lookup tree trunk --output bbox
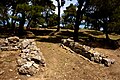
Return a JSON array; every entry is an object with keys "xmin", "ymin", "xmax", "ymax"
[
  {"xmin": 46, "ymin": 10, "xmax": 49, "ymax": 28},
  {"xmin": 7, "ymin": 19, "xmax": 10, "ymax": 28},
  {"xmin": 103, "ymin": 23, "xmax": 109, "ymax": 40},
  {"xmin": 56, "ymin": 0, "xmax": 61, "ymax": 32},
  {"xmin": 26, "ymin": 18, "xmax": 32, "ymax": 29},
  {"xmin": 2, "ymin": 20, "xmax": 5, "ymax": 27},
  {"xmin": 11, "ymin": 10, "xmax": 16, "ymax": 31},
  {"xmin": 73, "ymin": 0, "xmax": 84, "ymax": 42},
  {"xmin": 19, "ymin": 12, "xmax": 25, "ymax": 36}
]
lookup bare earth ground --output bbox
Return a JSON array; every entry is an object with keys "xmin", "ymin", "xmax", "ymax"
[{"xmin": 0, "ymin": 40, "xmax": 120, "ymax": 80}]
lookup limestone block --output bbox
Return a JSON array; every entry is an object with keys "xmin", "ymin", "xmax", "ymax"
[{"xmin": 16, "ymin": 58, "xmax": 27, "ymax": 67}]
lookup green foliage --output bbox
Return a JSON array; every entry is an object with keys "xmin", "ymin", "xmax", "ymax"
[
  {"xmin": 85, "ymin": 0, "xmax": 120, "ymax": 31},
  {"xmin": 65, "ymin": 24, "xmax": 74, "ymax": 29},
  {"xmin": 62, "ymin": 3, "xmax": 77, "ymax": 28},
  {"xmin": 48, "ymin": 13, "xmax": 58, "ymax": 27}
]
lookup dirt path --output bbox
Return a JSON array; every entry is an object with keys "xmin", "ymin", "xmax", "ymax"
[
  {"xmin": 28, "ymin": 42, "xmax": 120, "ymax": 80},
  {"xmin": 0, "ymin": 41, "xmax": 120, "ymax": 80}
]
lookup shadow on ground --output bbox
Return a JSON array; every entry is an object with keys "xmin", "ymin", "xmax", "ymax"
[
  {"xmin": 33, "ymin": 29, "xmax": 120, "ymax": 50},
  {"xmin": 0, "ymin": 28, "xmax": 119, "ymax": 49}
]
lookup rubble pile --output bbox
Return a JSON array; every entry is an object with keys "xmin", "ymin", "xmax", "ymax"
[
  {"xmin": 0, "ymin": 36, "xmax": 20, "ymax": 51},
  {"xmin": 61, "ymin": 38, "xmax": 115, "ymax": 67},
  {"xmin": 17, "ymin": 39, "xmax": 46, "ymax": 76},
  {"xmin": 0, "ymin": 36, "xmax": 46, "ymax": 76}
]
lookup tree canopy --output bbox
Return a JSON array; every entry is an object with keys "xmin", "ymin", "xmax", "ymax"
[{"xmin": 0, "ymin": 0, "xmax": 120, "ymax": 41}]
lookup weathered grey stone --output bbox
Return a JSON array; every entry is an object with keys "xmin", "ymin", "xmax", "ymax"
[
  {"xmin": 88, "ymin": 48, "xmax": 95, "ymax": 54},
  {"xmin": 18, "ymin": 66, "xmax": 29, "ymax": 75},
  {"xmin": 10, "ymin": 46, "xmax": 19, "ymax": 51},
  {"xmin": 0, "ymin": 39, "xmax": 9, "ymax": 46},
  {"xmin": 69, "ymin": 42, "xmax": 75, "ymax": 48},
  {"xmin": 31, "ymin": 55, "xmax": 41, "ymax": 62},
  {"xmin": 66, "ymin": 38, "xmax": 74, "ymax": 42},
  {"xmin": 102, "ymin": 58, "xmax": 115, "ymax": 67},
  {"xmin": 92, "ymin": 52, "xmax": 104, "ymax": 63},
  {"xmin": 28, "ymin": 66, "xmax": 38, "ymax": 75},
  {"xmin": 61, "ymin": 39, "xmax": 67, "ymax": 44},
  {"xmin": 20, "ymin": 39, "xmax": 31, "ymax": 49},
  {"xmin": 24, "ymin": 62, "xmax": 33, "ymax": 68},
  {"xmin": 74, "ymin": 42, "xmax": 84, "ymax": 50},
  {"xmin": 21, "ymin": 49, "xmax": 30, "ymax": 53},
  {"xmin": 1, "ymin": 46, "xmax": 18, "ymax": 51},
  {"xmin": 39, "ymin": 58, "xmax": 46, "ymax": 66},
  {"xmin": 18, "ymin": 63, "xmax": 37, "ymax": 75},
  {"xmin": 30, "ymin": 50, "xmax": 38, "ymax": 55},
  {"xmin": 62, "ymin": 38, "xmax": 74, "ymax": 46},
  {"xmin": 33, "ymin": 63, "xmax": 39, "ymax": 69},
  {"xmin": 16, "ymin": 58, "xmax": 27, "ymax": 66},
  {"xmin": 83, "ymin": 45, "xmax": 91, "ymax": 51},
  {"xmin": 8, "ymin": 36, "xmax": 19, "ymax": 43},
  {"xmin": 0, "ymin": 46, "xmax": 9, "ymax": 51}
]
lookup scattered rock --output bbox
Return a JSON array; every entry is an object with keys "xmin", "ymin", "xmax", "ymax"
[
  {"xmin": 15, "ymin": 76, "xmax": 18, "ymax": 79},
  {"xmin": 9, "ymin": 69, "xmax": 13, "ymax": 72},
  {"xmin": 26, "ymin": 74, "xmax": 31, "ymax": 77}
]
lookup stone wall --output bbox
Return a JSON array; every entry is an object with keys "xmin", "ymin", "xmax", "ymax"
[
  {"xmin": 61, "ymin": 38, "xmax": 115, "ymax": 67},
  {"xmin": 0, "ymin": 36, "xmax": 46, "ymax": 76},
  {"xmin": 17, "ymin": 39, "xmax": 46, "ymax": 76},
  {"xmin": 0, "ymin": 36, "xmax": 19, "ymax": 51}
]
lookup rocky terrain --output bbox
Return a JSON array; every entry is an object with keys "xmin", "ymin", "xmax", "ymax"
[
  {"xmin": 0, "ymin": 36, "xmax": 120, "ymax": 80},
  {"xmin": 0, "ymin": 36, "xmax": 45, "ymax": 77}
]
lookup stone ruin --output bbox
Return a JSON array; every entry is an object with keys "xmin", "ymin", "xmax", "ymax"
[
  {"xmin": 61, "ymin": 38, "xmax": 115, "ymax": 67},
  {"xmin": 0, "ymin": 36, "xmax": 19, "ymax": 51},
  {"xmin": 0, "ymin": 36, "xmax": 46, "ymax": 76}
]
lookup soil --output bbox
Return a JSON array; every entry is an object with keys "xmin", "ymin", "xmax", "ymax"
[{"xmin": 0, "ymin": 40, "xmax": 120, "ymax": 80}]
